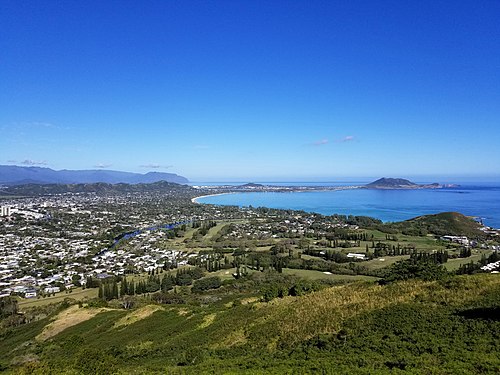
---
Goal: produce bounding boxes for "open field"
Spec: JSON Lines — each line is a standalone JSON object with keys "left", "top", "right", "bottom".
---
{"left": 253, "top": 245, "right": 274, "bottom": 252}
{"left": 303, "top": 231, "right": 451, "bottom": 260}
{"left": 444, "top": 250, "right": 493, "bottom": 271}
{"left": 162, "top": 219, "right": 250, "bottom": 251}
{"left": 361, "top": 255, "right": 411, "bottom": 270}
{"left": 171, "top": 226, "right": 197, "bottom": 242}
{"left": 204, "top": 267, "right": 241, "bottom": 281}
{"left": 282, "top": 268, "right": 379, "bottom": 282}
{"left": 206, "top": 222, "right": 228, "bottom": 240}
{"left": 364, "top": 230, "right": 449, "bottom": 250}
{"left": 18, "top": 287, "right": 98, "bottom": 308}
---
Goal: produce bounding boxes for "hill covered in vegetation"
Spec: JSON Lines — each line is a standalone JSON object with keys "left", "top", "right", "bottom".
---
{"left": 387, "top": 211, "right": 485, "bottom": 237}
{"left": 1, "top": 273, "right": 499, "bottom": 374}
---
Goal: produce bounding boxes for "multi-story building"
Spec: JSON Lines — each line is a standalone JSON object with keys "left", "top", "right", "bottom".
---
{"left": 0, "top": 206, "right": 11, "bottom": 217}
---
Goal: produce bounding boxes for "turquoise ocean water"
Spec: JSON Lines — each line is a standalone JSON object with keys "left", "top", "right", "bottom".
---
{"left": 194, "top": 183, "right": 500, "bottom": 228}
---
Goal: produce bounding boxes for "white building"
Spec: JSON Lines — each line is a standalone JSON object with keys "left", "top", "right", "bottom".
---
{"left": 25, "top": 290, "right": 37, "bottom": 298}
{"left": 44, "top": 286, "right": 61, "bottom": 294}
{"left": 440, "top": 235, "right": 469, "bottom": 246}
{"left": 347, "top": 253, "right": 367, "bottom": 260}
{"left": 0, "top": 206, "right": 11, "bottom": 217}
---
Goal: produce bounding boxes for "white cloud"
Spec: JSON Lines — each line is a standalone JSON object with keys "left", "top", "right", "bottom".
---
{"left": 21, "top": 159, "right": 48, "bottom": 166}
{"left": 339, "top": 135, "right": 355, "bottom": 143}
{"left": 139, "top": 164, "right": 173, "bottom": 169}
{"left": 313, "top": 139, "right": 329, "bottom": 146}
{"left": 94, "top": 163, "right": 112, "bottom": 169}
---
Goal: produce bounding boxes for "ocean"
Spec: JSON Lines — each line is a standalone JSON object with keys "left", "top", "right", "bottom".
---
{"left": 193, "top": 182, "right": 500, "bottom": 229}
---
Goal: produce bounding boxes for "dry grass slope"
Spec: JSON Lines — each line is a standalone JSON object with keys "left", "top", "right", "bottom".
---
{"left": 36, "top": 305, "right": 112, "bottom": 341}
{"left": 114, "top": 305, "right": 164, "bottom": 328}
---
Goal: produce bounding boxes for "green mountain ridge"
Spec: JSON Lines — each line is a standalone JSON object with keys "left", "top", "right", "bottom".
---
{"left": 0, "top": 165, "right": 189, "bottom": 185}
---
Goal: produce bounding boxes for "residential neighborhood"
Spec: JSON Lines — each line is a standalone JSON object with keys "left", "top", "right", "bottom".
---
{"left": 0, "top": 187, "right": 348, "bottom": 299}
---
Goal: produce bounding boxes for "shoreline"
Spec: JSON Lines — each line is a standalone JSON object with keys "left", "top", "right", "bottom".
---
{"left": 190, "top": 189, "right": 500, "bottom": 229}
{"left": 191, "top": 192, "right": 234, "bottom": 204}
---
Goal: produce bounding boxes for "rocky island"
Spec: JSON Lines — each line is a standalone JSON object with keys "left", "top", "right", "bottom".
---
{"left": 364, "top": 177, "right": 458, "bottom": 189}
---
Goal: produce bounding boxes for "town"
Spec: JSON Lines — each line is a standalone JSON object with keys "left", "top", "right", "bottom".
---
{"left": 0, "top": 184, "right": 353, "bottom": 299}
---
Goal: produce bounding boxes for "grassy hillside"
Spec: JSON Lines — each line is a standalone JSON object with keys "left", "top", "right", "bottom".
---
{"left": 388, "top": 212, "right": 485, "bottom": 237}
{"left": 1, "top": 274, "right": 500, "bottom": 374}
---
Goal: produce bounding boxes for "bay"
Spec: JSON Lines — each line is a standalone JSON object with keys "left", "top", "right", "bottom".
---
{"left": 195, "top": 184, "right": 500, "bottom": 228}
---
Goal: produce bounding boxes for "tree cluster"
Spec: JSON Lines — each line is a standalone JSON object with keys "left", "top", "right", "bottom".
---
{"left": 261, "top": 278, "right": 320, "bottom": 302}
{"left": 379, "top": 258, "right": 448, "bottom": 284}
{"left": 97, "top": 267, "right": 206, "bottom": 301}
{"left": 192, "top": 276, "right": 222, "bottom": 293}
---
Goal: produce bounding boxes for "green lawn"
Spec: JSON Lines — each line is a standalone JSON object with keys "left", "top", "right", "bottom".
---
{"left": 306, "top": 232, "right": 446, "bottom": 259}
{"left": 254, "top": 245, "right": 274, "bottom": 252}
{"left": 364, "top": 230, "right": 445, "bottom": 251}
{"left": 361, "top": 255, "right": 411, "bottom": 271}
{"left": 282, "top": 268, "right": 378, "bottom": 282}
{"left": 202, "top": 267, "right": 239, "bottom": 281}
{"left": 205, "top": 222, "right": 227, "bottom": 240}
{"left": 444, "top": 250, "right": 493, "bottom": 271}
{"left": 18, "top": 287, "right": 98, "bottom": 308}
{"left": 199, "top": 267, "right": 378, "bottom": 283}
{"left": 172, "top": 226, "right": 197, "bottom": 242}
{"left": 168, "top": 220, "right": 250, "bottom": 251}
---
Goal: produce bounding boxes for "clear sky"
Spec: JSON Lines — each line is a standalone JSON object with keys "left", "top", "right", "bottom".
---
{"left": 1, "top": 1, "right": 499, "bottom": 181}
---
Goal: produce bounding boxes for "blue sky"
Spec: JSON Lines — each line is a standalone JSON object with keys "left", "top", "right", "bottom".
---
{"left": 1, "top": 1, "right": 499, "bottom": 181}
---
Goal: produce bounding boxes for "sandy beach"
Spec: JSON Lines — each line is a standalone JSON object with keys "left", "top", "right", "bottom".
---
{"left": 191, "top": 192, "right": 233, "bottom": 204}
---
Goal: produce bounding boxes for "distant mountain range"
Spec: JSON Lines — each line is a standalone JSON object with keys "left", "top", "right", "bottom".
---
{"left": 0, "top": 165, "right": 189, "bottom": 185}
{"left": 365, "top": 177, "right": 458, "bottom": 189}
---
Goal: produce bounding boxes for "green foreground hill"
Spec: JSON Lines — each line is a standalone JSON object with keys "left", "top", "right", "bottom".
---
{"left": 2, "top": 274, "right": 500, "bottom": 374}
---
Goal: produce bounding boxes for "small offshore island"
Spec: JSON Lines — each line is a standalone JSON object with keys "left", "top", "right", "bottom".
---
{"left": 364, "top": 177, "right": 459, "bottom": 189}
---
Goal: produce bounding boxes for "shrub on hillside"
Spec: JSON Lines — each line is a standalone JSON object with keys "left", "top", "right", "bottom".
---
{"left": 151, "top": 291, "right": 185, "bottom": 304}
{"left": 192, "top": 277, "right": 222, "bottom": 293}
{"left": 261, "top": 279, "right": 321, "bottom": 301}
{"left": 73, "top": 347, "right": 117, "bottom": 375}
